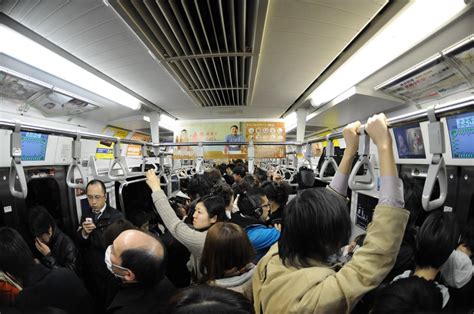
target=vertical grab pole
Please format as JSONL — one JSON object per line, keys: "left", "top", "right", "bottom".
{"left": 422, "top": 107, "right": 447, "bottom": 211}
{"left": 9, "top": 123, "right": 28, "bottom": 199}
{"left": 196, "top": 142, "right": 204, "bottom": 175}
{"left": 248, "top": 140, "right": 255, "bottom": 175}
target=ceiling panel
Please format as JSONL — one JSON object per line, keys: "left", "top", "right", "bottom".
{"left": 1, "top": 0, "right": 391, "bottom": 121}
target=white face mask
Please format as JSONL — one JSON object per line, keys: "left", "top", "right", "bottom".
{"left": 104, "top": 245, "right": 127, "bottom": 279}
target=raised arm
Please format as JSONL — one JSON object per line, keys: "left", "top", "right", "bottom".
{"left": 313, "top": 114, "right": 409, "bottom": 312}
{"left": 328, "top": 121, "right": 360, "bottom": 197}
{"left": 146, "top": 170, "right": 206, "bottom": 256}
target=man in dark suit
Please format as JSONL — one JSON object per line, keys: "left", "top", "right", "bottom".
{"left": 76, "top": 179, "right": 123, "bottom": 312}
{"left": 105, "top": 229, "right": 175, "bottom": 314}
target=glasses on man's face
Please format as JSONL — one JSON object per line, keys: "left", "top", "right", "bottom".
{"left": 87, "top": 195, "right": 105, "bottom": 201}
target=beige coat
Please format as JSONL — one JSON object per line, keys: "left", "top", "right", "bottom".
{"left": 252, "top": 204, "right": 409, "bottom": 314}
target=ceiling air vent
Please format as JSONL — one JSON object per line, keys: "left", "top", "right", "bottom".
{"left": 109, "top": 0, "right": 268, "bottom": 107}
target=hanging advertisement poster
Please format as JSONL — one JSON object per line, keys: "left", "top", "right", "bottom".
{"left": 243, "top": 122, "right": 286, "bottom": 158}
{"left": 174, "top": 122, "right": 246, "bottom": 159}
{"left": 126, "top": 132, "right": 151, "bottom": 156}
{"left": 95, "top": 126, "right": 129, "bottom": 159}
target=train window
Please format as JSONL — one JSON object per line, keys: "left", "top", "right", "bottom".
{"left": 447, "top": 112, "right": 474, "bottom": 159}
{"left": 26, "top": 178, "right": 63, "bottom": 230}
{"left": 355, "top": 193, "right": 378, "bottom": 230}
{"left": 393, "top": 123, "right": 426, "bottom": 159}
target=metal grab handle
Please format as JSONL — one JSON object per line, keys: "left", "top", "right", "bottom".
{"left": 348, "top": 126, "right": 375, "bottom": 191}
{"left": 348, "top": 156, "right": 376, "bottom": 190}
{"left": 248, "top": 141, "right": 255, "bottom": 175}
{"left": 195, "top": 143, "right": 204, "bottom": 175}
{"left": 422, "top": 155, "right": 447, "bottom": 211}
{"left": 66, "top": 136, "right": 87, "bottom": 189}
{"left": 9, "top": 124, "right": 27, "bottom": 199}
{"left": 422, "top": 108, "right": 447, "bottom": 211}
{"left": 66, "top": 162, "right": 87, "bottom": 189}
{"left": 9, "top": 158, "right": 28, "bottom": 199}
{"left": 108, "top": 139, "right": 127, "bottom": 180}
{"left": 319, "top": 136, "right": 338, "bottom": 181}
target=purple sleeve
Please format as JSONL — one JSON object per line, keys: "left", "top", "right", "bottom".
{"left": 378, "top": 176, "right": 404, "bottom": 208}
{"left": 329, "top": 171, "right": 349, "bottom": 197}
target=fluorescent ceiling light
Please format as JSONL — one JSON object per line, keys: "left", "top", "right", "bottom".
{"left": 309, "top": 0, "right": 467, "bottom": 107}
{"left": 143, "top": 114, "right": 177, "bottom": 132}
{"left": 0, "top": 25, "right": 141, "bottom": 110}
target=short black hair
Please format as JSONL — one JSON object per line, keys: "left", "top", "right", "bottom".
{"left": 461, "top": 219, "right": 474, "bottom": 252}
{"left": 128, "top": 210, "right": 151, "bottom": 228}
{"left": 86, "top": 179, "right": 107, "bottom": 195}
{"left": 415, "top": 211, "right": 460, "bottom": 269}
{"left": 187, "top": 174, "right": 213, "bottom": 200}
{"left": 0, "top": 227, "right": 35, "bottom": 281}
{"left": 120, "top": 239, "right": 166, "bottom": 287}
{"left": 401, "top": 175, "right": 423, "bottom": 227}
{"left": 103, "top": 218, "right": 137, "bottom": 247}
{"left": 199, "top": 194, "right": 226, "bottom": 223}
{"left": 237, "top": 187, "right": 266, "bottom": 218}
{"left": 279, "top": 188, "right": 350, "bottom": 267}
{"left": 168, "top": 285, "right": 253, "bottom": 314}
{"left": 261, "top": 181, "right": 289, "bottom": 207}
{"left": 254, "top": 168, "right": 268, "bottom": 185}
{"left": 371, "top": 276, "right": 442, "bottom": 313}
{"left": 29, "top": 206, "right": 56, "bottom": 236}
{"left": 211, "top": 183, "right": 234, "bottom": 208}
{"left": 232, "top": 166, "right": 246, "bottom": 178}
{"left": 231, "top": 125, "right": 239, "bottom": 130}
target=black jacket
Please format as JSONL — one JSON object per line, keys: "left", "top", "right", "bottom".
{"left": 41, "top": 227, "right": 79, "bottom": 273}
{"left": 106, "top": 277, "right": 176, "bottom": 314}
{"left": 14, "top": 263, "right": 93, "bottom": 314}
{"left": 76, "top": 205, "right": 124, "bottom": 252}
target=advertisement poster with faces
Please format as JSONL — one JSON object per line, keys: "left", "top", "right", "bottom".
{"left": 244, "top": 122, "right": 286, "bottom": 158}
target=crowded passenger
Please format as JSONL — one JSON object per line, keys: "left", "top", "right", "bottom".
{"left": 392, "top": 211, "right": 460, "bottom": 308}
{"left": 260, "top": 181, "right": 290, "bottom": 226}
{"left": 230, "top": 187, "right": 280, "bottom": 261}
{"left": 252, "top": 114, "right": 410, "bottom": 313}
{"left": 200, "top": 222, "right": 255, "bottom": 299}
{"left": 0, "top": 227, "right": 93, "bottom": 313}
{"left": 105, "top": 230, "right": 175, "bottom": 314}
{"left": 28, "top": 206, "right": 80, "bottom": 273}
{"left": 146, "top": 170, "right": 226, "bottom": 281}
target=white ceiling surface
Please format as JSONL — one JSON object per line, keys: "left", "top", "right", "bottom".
{"left": 0, "top": 0, "right": 388, "bottom": 122}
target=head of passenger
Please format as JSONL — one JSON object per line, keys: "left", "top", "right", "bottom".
{"left": 211, "top": 183, "right": 234, "bottom": 214}
{"left": 187, "top": 174, "right": 213, "bottom": 200}
{"left": 129, "top": 210, "right": 152, "bottom": 232}
{"left": 103, "top": 218, "right": 136, "bottom": 247}
{"left": 459, "top": 219, "right": 474, "bottom": 257}
{"left": 85, "top": 179, "right": 107, "bottom": 212}
{"left": 371, "top": 276, "right": 442, "bottom": 313}
{"left": 105, "top": 230, "right": 165, "bottom": 287}
{"left": 279, "top": 188, "right": 350, "bottom": 266}
{"left": 192, "top": 195, "right": 226, "bottom": 231}
{"left": 261, "top": 181, "right": 289, "bottom": 214}
{"left": 230, "top": 125, "right": 239, "bottom": 136}
{"left": 29, "top": 206, "right": 56, "bottom": 245}
{"left": 402, "top": 175, "right": 423, "bottom": 228}
{"left": 237, "top": 188, "right": 271, "bottom": 222}
{"left": 168, "top": 285, "right": 253, "bottom": 314}
{"left": 232, "top": 166, "right": 246, "bottom": 184}
{"left": 0, "top": 227, "right": 35, "bottom": 283}
{"left": 415, "top": 211, "right": 460, "bottom": 272}
{"left": 253, "top": 168, "right": 268, "bottom": 186}
{"left": 200, "top": 222, "right": 255, "bottom": 283}
{"left": 205, "top": 168, "right": 223, "bottom": 185}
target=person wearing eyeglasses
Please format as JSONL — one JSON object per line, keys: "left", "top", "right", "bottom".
{"left": 75, "top": 179, "right": 123, "bottom": 312}
{"left": 229, "top": 187, "right": 280, "bottom": 262}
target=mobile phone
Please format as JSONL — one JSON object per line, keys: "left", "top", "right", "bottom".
{"left": 85, "top": 217, "right": 93, "bottom": 223}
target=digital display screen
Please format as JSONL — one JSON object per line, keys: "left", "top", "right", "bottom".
{"left": 447, "top": 112, "right": 474, "bottom": 159}
{"left": 393, "top": 124, "right": 426, "bottom": 159}
{"left": 355, "top": 193, "right": 378, "bottom": 230}
{"left": 21, "top": 132, "right": 48, "bottom": 161}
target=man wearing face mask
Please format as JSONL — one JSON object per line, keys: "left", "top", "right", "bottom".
{"left": 105, "top": 229, "right": 175, "bottom": 314}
